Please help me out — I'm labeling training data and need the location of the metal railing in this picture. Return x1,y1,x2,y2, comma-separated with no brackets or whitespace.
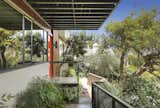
92,82,133,108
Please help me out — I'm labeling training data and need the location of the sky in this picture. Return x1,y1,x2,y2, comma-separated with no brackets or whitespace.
70,0,160,37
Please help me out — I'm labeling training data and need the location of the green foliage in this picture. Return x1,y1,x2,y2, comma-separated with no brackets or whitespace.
98,35,109,53
61,86,79,103
84,52,120,81
15,78,65,108
93,9,160,108
128,54,144,67
25,32,45,57
87,35,94,48
65,67,77,77
0,28,19,68
0,28,12,47
121,76,160,108
65,32,87,58
106,9,160,76
101,81,120,96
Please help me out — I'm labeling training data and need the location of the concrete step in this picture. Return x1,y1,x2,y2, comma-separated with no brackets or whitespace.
79,96,91,104
65,104,92,108
65,96,92,108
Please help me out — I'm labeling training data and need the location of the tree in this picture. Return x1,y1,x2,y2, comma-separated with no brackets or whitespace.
87,35,94,49
0,28,13,68
106,13,136,80
98,35,109,53
64,32,87,58
106,9,160,79
24,32,45,57
129,10,160,76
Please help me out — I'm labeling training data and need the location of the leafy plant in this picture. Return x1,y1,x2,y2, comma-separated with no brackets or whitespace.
0,28,13,68
15,78,65,108
64,32,87,58
121,76,160,108
24,32,45,57
106,9,160,79
84,52,120,81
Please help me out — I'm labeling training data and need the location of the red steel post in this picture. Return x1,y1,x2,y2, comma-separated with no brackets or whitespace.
48,34,53,78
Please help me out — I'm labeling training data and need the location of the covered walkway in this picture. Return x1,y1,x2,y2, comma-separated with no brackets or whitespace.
0,0,132,108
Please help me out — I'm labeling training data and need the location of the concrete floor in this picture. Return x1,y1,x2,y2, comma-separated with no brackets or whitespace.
0,63,48,95
0,63,49,107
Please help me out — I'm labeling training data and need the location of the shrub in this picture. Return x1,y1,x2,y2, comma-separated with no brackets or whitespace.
121,76,160,108
84,52,120,81
15,78,65,108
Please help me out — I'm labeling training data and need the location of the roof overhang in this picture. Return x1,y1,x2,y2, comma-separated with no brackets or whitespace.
28,0,120,30
2,0,50,30
0,0,120,30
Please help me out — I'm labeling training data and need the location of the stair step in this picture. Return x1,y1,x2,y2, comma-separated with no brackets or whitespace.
65,104,92,108
79,96,91,104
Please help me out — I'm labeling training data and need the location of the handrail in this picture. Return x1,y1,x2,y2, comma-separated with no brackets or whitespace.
92,82,133,108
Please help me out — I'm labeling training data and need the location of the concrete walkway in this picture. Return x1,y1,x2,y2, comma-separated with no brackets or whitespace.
0,63,48,96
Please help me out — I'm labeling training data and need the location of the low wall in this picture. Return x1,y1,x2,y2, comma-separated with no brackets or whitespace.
87,73,106,86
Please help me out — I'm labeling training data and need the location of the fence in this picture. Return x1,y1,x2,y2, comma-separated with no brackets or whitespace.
92,82,132,108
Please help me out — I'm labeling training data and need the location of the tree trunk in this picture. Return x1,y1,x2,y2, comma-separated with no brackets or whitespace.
133,62,149,76
1,46,6,68
119,50,126,81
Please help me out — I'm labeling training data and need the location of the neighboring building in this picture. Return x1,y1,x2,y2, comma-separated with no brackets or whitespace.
85,42,100,56
85,42,115,56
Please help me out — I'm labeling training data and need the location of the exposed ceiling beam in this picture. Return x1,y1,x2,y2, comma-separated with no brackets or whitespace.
35,10,112,13
43,16,108,18
45,19,105,21
53,28,98,30
52,26,100,28
35,7,113,10
50,24,101,25
39,12,110,15
29,2,117,5
48,22,102,24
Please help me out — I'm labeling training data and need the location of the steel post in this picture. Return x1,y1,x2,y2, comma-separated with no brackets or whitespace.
46,31,48,62
22,15,25,64
43,30,45,62
30,21,33,63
